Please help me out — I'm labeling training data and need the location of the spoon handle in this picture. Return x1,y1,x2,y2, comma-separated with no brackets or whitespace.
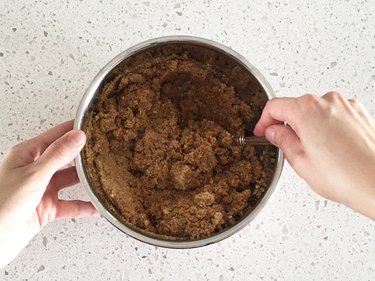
236,136,271,146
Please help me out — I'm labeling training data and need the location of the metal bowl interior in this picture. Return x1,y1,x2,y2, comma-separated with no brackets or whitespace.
74,36,284,249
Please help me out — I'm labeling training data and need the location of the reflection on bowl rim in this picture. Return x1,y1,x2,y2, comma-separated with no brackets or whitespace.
74,35,284,249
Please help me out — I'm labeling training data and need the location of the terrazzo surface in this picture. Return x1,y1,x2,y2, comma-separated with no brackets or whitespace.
1,0,374,280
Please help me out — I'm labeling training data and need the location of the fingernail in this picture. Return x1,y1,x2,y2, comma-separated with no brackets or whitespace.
265,127,275,142
68,130,86,147
253,125,259,136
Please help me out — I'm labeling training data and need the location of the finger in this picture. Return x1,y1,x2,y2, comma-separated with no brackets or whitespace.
31,120,74,150
322,92,366,116
348,98,368,115
348,99,375,129
253,98,297,137
48,166,80,193
35,130,86,178
265,124,305,169
4,120,74,168
55,200,98,219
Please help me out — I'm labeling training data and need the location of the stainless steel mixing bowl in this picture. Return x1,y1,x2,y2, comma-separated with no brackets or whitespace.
74,36,284,248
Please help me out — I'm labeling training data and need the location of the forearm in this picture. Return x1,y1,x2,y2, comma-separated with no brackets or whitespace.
338,156,375,220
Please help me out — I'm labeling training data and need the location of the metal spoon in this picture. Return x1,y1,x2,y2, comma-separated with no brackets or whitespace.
235,136,271,146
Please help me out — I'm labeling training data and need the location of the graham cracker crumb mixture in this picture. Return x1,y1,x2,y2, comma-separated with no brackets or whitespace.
83,47,270,239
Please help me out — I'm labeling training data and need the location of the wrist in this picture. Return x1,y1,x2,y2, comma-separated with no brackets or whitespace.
0,218,39,269
344,169,375,220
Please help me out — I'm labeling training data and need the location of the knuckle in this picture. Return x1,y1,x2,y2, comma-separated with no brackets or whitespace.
6,142,23,156
325,91,340,97
348,98,367,114
298,94,320,110
5,141,42,164
324,91,345,102
4,143,25,164
266,98,277,109
300,93,319,104
295,94,320,116
348,98,360,106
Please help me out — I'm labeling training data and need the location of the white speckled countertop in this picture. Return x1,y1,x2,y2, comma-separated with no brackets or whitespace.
1,0,375,280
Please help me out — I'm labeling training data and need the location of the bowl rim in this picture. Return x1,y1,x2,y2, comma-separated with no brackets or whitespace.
74,35,284,249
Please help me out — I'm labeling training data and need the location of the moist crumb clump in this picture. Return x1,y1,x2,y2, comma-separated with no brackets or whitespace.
84,48,271,240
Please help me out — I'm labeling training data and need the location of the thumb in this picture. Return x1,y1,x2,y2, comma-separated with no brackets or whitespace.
36,130,86,177
265,124,305,169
